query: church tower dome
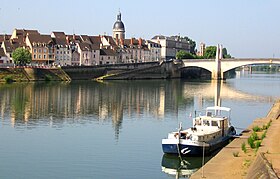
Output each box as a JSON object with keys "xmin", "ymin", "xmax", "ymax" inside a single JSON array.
[{"xmin": 113, "ymin": 11, "xmax": 125, "ymax": 40}]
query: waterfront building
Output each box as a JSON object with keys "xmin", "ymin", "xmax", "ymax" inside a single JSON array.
[
  {"xmin": 71, "ymin": 51, "xmax": 80, "ymax": 66},
  {"xmin": 1, "ymin": 29, "xmax": 39, "ymax": 64},
  {"xmin": 76, "ymin": 42, "xmax": 99, "ymax": 66},
  {"xmin": 100, "ymin": 35, "xmax": 118, "ymax": 50},
  {"xmin": 145, "ymin": 40, "xmax": 161, "ymax": 62},
  {"xmin": 1, "ymin": 40, "xmax": 19, "ymax": 64},
  {"xmin": 25, "ymin": 34, "xmax": 55, "ymax": 64},
  {"xmin": 100, "ymin": 49, "xmax": 118, "ymax": 65},
  {"xmin": 0, "ymin": 48, "xmax": 9, "ymax": 64},
  {"xmin": 151, "ymin": 35, "xmax": 191, "ymax": 60},
  {"xmin": 51, "ymin": 32, "xmax": 72, "ymax": 66},
  {"xmin": 113, "ymin": 11, "xmax": 125, "ymax": 40}
]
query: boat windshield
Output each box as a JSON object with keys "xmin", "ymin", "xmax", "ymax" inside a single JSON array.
[{"xmin": 205, "ymin": 108, "xmax": 230, "ymax": 118}]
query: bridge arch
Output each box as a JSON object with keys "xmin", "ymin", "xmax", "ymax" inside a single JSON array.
[
  {"xmin": 222, "ymin": 59, "xmax": 280, "ymax": 73},
  {"xmin": 182, "ymin": 58, "xmax": 280, "ymax": 80},
  {"xmin": 182, "ymin": 59, "xmax": 216, "ymax": 72},
  {"xmin": 182, "ymin": 65, "xmax": 212, "ymax": 72}
]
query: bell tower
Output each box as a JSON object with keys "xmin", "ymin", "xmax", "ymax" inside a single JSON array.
[{"xmin": 113, "ymin": 11, "xmax": 125, "ymax": 40}]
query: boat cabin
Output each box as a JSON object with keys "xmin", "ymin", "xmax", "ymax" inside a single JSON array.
[{"xmin": 193, "ymin": 106, "xmax": 231, "ymax": 129}]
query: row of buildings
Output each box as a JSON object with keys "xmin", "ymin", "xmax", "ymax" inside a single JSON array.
[{"xmin": 0, "ymin": 12, "xmax": 192, "ymax": 66}]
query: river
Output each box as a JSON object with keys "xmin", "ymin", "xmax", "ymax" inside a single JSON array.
[{"xmin": 0, "ymin": 71, "xmax": 279, "ymax": 179}]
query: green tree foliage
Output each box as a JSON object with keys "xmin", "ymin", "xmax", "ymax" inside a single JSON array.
[
  {"xmin": 222, "ymin": 48, "xmax": 232, "ymax": 58},
  {"xmin": 12, "ymin": 47, "xmax": 32, "ymax": 65},
  {"xmin": 176, "ymin": 50, "xmax": 196, "ymax": 59},
  {"xmin": 182, "ymin": 37, "xmax": 196, "ymax": 54},
  {"xmin": 204, "ymin": 46, "xmax": 232, "ymax": 59},
  {"xmin": 204, "ymin": 46, "xmax": 216, "ymax": 59}
]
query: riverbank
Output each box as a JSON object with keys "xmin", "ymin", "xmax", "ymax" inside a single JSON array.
[{"xmin": 190, "ymin": 100, "xmax": 280, "ymax": 179}]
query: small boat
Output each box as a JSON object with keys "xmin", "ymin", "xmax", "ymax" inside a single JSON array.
[{"xmin": 162, "ymin": 106, "xmax": 236, "ymax": 156}]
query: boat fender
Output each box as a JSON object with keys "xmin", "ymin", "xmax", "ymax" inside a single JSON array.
[
  {"xmin": 181, "ymin": 148, "xmax": 191, "ymax": 154},
  {"xmin": 228, "ymin": 126, "xmax": 236, "ymax": 135}
]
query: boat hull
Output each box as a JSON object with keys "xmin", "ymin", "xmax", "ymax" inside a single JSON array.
[{"xmin": 162, "ymin": 136, "xmax": 232, "ymax": 156}]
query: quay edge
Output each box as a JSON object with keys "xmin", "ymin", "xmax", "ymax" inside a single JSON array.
[{"xmin": 190, "ymin": 99, "xmax": 280, "ymax": 179}]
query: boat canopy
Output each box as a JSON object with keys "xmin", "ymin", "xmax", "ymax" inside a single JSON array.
[{"xmin": 206, "ymin": 106, "xmax": 231, "ymax": 112}]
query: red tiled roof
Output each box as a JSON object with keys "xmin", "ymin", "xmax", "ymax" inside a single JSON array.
[
  {"xmin": 28, "ymin": 34, "xmax": 53, "ymax": 44},
  {"xmin": 100, "ymin": 49, "xmax": 117, "ymax": 56}
]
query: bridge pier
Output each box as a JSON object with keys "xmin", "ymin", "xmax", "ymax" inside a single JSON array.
[{"xmin": 212, "ymin": 44, "xmax": 224, "ymax": 80}]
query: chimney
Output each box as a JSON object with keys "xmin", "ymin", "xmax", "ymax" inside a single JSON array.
[
  {"xmin": 4, "ymin": 34, "xmax": 8, "ymax": 41},
  {"xmin": 73, "ymin": 34, "xmax": 76, "ymax": 42},
  {"xmin": 138, "ymin": 38, "xmax": 142, "ymax": 48},
  {"xmin": 66, "ymin": 36, "xmax": 70, "ymax": 44},
  {"xmin": 130, "ymin": 38, "xmax": 133, "ymax": 46}
]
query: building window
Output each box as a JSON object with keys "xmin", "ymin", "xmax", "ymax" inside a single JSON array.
[
  {"xmin": 39, "ymin": 55, "xmax": 41, "ymax": 59},
  {"xmin": 34, "ymin": 54, "xmax": 36, "ymax": 59},
  {"xmin": 38, "ymin": 49, "xmax": 42, "ymax": 53},
  {"xmin": 43, "ymin": 49, "xmax": 47, "ymax": 53},
  {"xmin": 44, "ymin": 55, "xmax": 46, "ymax": 59},
  {"xmin": 34, "ymin": 49, "xmax": 37, "ymax": 53},
  {"xmin": 93, "ymin": 54, "xmax": 95, "ymax": 58}
]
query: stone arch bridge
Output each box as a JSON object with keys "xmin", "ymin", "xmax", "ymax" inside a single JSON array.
[{"xmin": 182, "ymin": 58, "xmax": 280, "ymax": 80}]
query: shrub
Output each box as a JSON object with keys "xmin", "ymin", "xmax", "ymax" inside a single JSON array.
[
  {"xmin": 241, "ymin": 142, "xmax": 247, "ymax": 153},
  {"xmin": 4, "ymin": 75, "xmax": 14, "ymax": 83},
  {"xmin": 261, "ymin": 131, "xmax": 267, "ymax": 140},
  {"xmin": 248, "ymin": 137, "xmax": 255, "ymax": 148},
  {"xmin": 251, "ymin": 132, "xmax": 259, "ymax": 141},
  {"xmin": 255, "ymin": 141, "xmax": 261, "ymax": 149},
  {"xmin": 45, "ymin": 74, "xmax": 52, "ymax": 81},
  {"xmin": 253, "ymin": 126, "xmax": 261, "ymax": 132},
  {"xmin": 262, "ymin": 124, "xmax": 268, "ymax": 130},
  {"xmin": 267, "ymin": 120, "xmax": 272, "ymax": 128}
]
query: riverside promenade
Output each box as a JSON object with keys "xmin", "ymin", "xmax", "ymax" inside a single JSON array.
[{"xmin": 191, "ymin": 100, "xmax": 280, "ymax": 179}]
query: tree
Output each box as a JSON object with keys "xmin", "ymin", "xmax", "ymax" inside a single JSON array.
[
  {"xmin": 222, "ymin": 48, "xmax": 232, "ymax": 58},
  {"xmin": 183, "ymin": 37, "xmax": 196, "ymax": 54},
  {"xmin": 176, "ymin": 50, "xmax": 195, "ymax": 59},
  {"xmin": 12, "ymin": 47, "xmax": 32, "ymax": 65},
  {"xmin": 204, "ymin": 46, "xmax": 216, "ymax": 59}
]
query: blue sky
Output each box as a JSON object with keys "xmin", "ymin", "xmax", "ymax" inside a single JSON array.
[{"xmin": 1, "ymin": 0, "xmax": 279, "ymax": 58}]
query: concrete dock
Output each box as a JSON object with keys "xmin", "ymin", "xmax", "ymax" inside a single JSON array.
[{"xmin": 190, "ymin": 100, "xmax": 280, "ymax": 179}]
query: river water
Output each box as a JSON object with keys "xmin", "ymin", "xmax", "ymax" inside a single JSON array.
[{"xmin": 0, "ymin": 71, "xmax": 279, "ymax": 179}]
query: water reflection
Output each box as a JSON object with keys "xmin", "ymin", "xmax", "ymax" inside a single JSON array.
[
  {"xmin": 161, "ymin": 154, "xmax": 211, "ymax": 179},
  {"xmin": 0, "ymin": 81, "xmax": 183, "ymax": 134},
  {"xmin": 0, "ymin": 80, "xmax": 272, "ymax": 132}
]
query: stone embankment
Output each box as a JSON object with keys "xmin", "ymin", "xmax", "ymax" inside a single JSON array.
[
  {"xmin": 191, "ymin": 100, "xmax": 280, "ymax": 179},
  {"xmin": 0, "ymin": 67, "xmax": 71, "ymax": 82},
  {"xmin": 0, "ymin": 61, "xmax": 181, "ymax": 82}
]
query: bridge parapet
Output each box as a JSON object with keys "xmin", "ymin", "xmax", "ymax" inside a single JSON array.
[{"xmin": 182, "ymin": 57, "xmax": 280, "ymax": 80}]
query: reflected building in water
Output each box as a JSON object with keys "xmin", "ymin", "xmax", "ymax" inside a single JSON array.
[
  {"xmin": 0, "ymin": 81, "xmax": 185, "ymax": 134},
  {"xmin": 0, "ymin": 80, "xmax": 270, "ymax": 137}
]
